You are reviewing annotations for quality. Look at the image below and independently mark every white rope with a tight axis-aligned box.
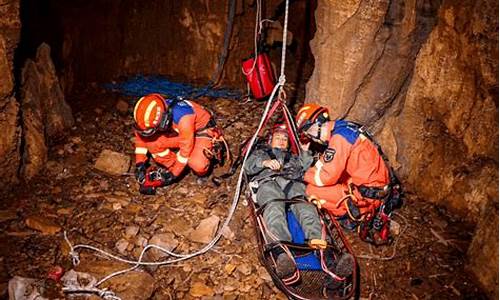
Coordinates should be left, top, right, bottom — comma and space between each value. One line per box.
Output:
62, 1, 291, 298
241, 0, 262, 76
279, 0, 290, 84
62, 286, 121, 300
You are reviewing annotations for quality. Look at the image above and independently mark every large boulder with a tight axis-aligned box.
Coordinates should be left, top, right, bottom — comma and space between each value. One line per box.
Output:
306, 0, 498, 220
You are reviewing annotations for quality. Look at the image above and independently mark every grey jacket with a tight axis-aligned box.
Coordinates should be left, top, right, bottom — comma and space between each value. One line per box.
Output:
244, 146, 314, 183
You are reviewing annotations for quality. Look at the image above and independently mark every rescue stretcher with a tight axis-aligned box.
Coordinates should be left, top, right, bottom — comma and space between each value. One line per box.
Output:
245, 179, 358, 300
237, 99, 358, 299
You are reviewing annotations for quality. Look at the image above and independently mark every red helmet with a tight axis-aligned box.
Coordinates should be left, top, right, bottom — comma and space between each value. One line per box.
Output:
295, 104, 330, 132
271, 123, 289, 137
133, 94, 170, 137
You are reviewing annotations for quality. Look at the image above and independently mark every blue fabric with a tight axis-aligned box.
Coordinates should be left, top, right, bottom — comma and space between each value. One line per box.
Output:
332, 120, 360, 145
166, 100, 194, 124
287, 211, 322, 271
104, 75, 242, 100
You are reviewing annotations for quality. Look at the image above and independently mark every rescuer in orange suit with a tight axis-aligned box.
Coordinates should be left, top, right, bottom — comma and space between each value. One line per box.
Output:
295, 104, 392, 229
133, 93, 224, 194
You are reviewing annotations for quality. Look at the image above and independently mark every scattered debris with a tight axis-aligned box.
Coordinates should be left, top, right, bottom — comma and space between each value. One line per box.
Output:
224, 263, 237, 275
8, 276, 47, 300
0, 94, 488, 299
237, 263, 252, 276
221, 225, 235, 240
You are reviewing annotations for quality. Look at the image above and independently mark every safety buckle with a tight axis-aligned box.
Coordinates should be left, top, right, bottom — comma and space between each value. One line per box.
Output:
308, 239, 328, 250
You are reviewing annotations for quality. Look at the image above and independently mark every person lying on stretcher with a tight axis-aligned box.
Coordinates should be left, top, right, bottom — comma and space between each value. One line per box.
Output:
244, 124, 354, 286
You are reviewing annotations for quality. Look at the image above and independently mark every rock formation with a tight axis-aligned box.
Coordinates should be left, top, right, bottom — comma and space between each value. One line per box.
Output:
20, 43, 74, 179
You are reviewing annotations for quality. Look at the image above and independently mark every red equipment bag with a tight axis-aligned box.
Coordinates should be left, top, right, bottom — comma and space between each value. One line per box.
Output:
242, 52, 276, 99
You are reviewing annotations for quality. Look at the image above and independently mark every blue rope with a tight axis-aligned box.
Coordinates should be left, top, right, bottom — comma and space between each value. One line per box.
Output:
104, 75, 242, 100
105, 0, 239, 100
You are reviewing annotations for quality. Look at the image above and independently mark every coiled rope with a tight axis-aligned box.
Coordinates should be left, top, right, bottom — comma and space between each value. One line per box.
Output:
62, 1, 291, 298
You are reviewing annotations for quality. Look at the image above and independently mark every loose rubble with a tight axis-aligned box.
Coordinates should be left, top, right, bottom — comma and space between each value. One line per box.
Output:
0, 91, 488, 299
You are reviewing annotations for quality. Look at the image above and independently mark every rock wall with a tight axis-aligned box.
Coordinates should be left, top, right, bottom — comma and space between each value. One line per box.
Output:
28, 0, 279, 93
0, 0, 21, 190
307, 0, 498, 220
307, 0, 498, 294
19, 0, 316, 96
383, 0, 498, 218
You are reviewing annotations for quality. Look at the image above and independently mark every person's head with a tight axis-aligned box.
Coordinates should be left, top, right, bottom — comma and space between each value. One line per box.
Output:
270, 124, 289, 150
296, 104, 330, 145
133, 93, 171, 137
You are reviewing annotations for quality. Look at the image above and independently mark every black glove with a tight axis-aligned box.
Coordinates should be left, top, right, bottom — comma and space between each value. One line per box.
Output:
158, 169, 175, 186
135, 163, 147, 183
139, 184, 156, 195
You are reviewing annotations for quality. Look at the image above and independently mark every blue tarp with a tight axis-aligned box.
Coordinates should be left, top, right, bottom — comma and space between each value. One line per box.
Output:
105, 75, 242, 100
287, 211, 322, 271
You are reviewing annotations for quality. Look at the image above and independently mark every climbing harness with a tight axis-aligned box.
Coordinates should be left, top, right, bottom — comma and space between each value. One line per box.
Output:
329, 120, 404, 246
62, 1, 293, 298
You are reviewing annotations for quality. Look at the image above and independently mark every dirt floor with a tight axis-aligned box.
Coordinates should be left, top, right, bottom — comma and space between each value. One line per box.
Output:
0, 88, 489, 300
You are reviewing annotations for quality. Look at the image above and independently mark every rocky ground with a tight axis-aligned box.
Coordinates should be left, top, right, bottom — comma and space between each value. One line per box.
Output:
0, 88, 489, 300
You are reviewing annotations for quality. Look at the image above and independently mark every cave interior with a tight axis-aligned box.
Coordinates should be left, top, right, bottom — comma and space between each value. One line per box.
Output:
0, 0, 498, 299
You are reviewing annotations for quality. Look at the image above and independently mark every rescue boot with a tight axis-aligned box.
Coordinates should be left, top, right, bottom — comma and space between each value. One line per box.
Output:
275, 252, 296, 279
324, 252, 355, 292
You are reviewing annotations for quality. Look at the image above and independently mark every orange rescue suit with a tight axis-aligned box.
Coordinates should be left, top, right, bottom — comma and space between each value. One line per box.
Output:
134, 99, 214, 177
304, 120, 390, 217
